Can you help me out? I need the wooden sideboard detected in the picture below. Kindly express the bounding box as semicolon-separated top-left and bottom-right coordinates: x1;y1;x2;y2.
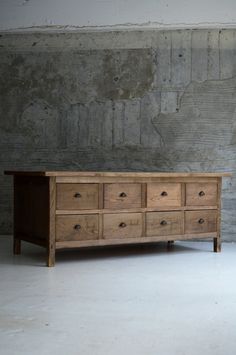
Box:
5;171;231;266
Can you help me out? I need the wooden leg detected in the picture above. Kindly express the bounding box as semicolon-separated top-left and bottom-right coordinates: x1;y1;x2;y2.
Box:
47;244;55;267
214;237;221;252
167;240;174;250
47;177;56;267
13;238;21;255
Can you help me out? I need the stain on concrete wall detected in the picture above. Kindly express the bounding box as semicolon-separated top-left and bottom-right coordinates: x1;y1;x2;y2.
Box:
0;29;235;240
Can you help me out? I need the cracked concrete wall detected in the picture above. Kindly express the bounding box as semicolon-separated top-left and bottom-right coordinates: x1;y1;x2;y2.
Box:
0;29;235;240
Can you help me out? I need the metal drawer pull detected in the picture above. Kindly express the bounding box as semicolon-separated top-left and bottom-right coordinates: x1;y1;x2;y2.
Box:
198;218;205;224
160;220;167;226
119;222;127;228
119;192;127;198
161;191;168;196
74;192;82;198
74;224;81;230
199;191;205;197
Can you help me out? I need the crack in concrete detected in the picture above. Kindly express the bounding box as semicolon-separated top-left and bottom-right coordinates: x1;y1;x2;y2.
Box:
2;23;236;33
150;117;165;147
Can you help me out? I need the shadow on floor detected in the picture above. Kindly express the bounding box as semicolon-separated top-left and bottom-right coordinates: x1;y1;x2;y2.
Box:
0;236;214;267
56;241;210;263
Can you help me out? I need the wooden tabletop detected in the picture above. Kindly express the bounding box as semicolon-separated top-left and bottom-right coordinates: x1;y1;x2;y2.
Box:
4;171;232;177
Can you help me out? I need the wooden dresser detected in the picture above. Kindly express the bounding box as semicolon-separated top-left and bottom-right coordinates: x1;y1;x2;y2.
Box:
5;171;231;266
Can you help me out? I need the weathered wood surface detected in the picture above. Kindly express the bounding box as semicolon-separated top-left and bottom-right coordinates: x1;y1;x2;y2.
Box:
5;171;231;177
104;183;142;209
56;214;99;242
147;182;182;207
146;211;183;237
10;173;225;265
57;183;99;210
185;210;217;234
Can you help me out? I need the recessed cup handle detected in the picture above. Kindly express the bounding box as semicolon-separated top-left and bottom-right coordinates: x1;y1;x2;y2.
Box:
74;192;82;198
74;224;81;230
160;220;167;226
119;222;127;228
119;192;127;198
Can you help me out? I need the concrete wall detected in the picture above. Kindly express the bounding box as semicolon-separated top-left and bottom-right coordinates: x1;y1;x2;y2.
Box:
1;0;236;30
0;29;235;240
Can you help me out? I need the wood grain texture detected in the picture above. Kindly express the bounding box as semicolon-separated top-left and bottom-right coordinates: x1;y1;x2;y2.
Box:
185;210;217;234
57;183;99;210
55;205;218;215
104;183;142;209
13;176;49;246
214;177;222;252
186;183;217;206
147;183;182;207
48;177;56;267
141;183;147;208
98;183;104;209
146;211;183;237
5;171;232;177
55;176;220;184
103;213;142;239
181;182;186;206
56;232;217;249
56;214;99;242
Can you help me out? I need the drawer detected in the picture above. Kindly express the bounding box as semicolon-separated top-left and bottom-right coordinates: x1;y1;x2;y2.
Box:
56;214;99;241
146;211;183;237
147;183;181;207
186;183;217;206
104;183;142;209
103;213;142;239
57;184;99;210
185;210;217;234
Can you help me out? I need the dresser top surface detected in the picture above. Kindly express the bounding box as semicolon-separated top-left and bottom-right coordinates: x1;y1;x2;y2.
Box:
4;171;232;177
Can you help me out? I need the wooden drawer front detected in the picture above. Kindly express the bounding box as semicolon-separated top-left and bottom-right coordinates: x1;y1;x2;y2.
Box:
56;215;99;241
57;184;99;210
103;213;142;239
186;183;217;206
147;183;181;207
104;184;141;209
185;210;217;234
146;211;183;237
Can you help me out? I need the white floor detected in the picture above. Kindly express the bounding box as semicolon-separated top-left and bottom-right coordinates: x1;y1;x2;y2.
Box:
0;236;236;355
